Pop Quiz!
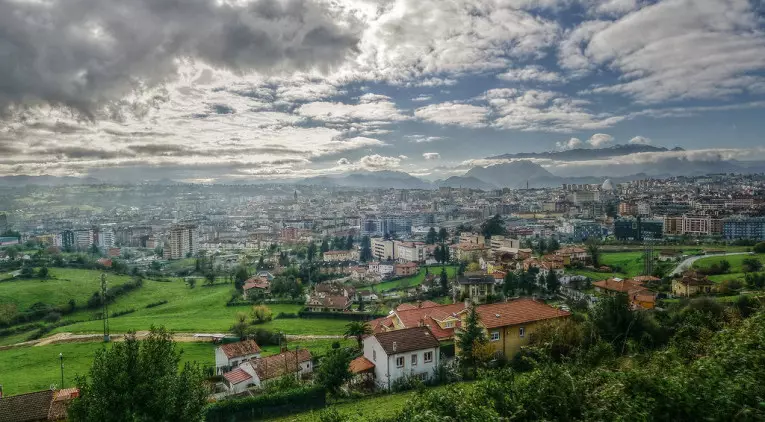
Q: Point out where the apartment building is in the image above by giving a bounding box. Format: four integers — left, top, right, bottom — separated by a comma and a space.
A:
489, 235, 519, 251
74, 229, 94, 250
371, 238, 394, 261
167, 224, 198, 260
393, 241, 426, 262
723, 217, 765, 240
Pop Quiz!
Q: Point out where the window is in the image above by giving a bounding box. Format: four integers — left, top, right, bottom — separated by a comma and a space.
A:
490, 331, 500, 342
519, 327, 525, 338
373, 349, 376, 362
445, 321, 454, 328
424, 351, 433, 363
414, 372, 427, 381
396, 356, 405, 368
411, 354, 418, 365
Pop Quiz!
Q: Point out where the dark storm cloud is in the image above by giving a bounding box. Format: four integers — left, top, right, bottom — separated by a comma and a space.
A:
0, 0, 360, 117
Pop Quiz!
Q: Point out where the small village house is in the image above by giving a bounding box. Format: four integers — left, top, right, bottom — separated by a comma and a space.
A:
457, 271, 496, 303
672, 271, 716, 297
222, 349, 312, 395
215, 340, 262, 374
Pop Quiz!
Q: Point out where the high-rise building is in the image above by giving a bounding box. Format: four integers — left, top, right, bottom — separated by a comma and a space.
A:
723, 217, 765, 240
74, 229, 94, 250
97, 227, 115, 249
371, 238, 394, 261
614, 217, 663, 241
168, 224, 198, 260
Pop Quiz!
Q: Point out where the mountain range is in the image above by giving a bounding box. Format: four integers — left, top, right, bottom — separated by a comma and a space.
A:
1, 144, 763, 189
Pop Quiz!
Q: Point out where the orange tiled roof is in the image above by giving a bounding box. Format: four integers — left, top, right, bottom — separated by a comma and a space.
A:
473, 299, 570, 329
252, 349, 312, 381
223, 368, 252, 385
219, 340, 262, 359
593, 278, 645, 293
349, 356, 375, 374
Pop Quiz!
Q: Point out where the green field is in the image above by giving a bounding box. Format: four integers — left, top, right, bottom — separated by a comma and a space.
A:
694, 253, 765, 284
375, 265, 458, 292
599, 252, 646, 277
0, 268, 133, 311
0, 338, 355, 396
268, 388, 430, 421
0, 341, 216, 396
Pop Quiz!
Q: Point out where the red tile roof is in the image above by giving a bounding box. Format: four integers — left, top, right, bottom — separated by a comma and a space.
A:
349, 356, 375, 374
473, 299, 570, 329
243, 277, 270, 290
373, 326, 440, 355
223, 368, 252, 385
0, 390, 53, 422
252, 349, 312, 381
632, 275, 661, 283
593, 278, 645, 294
219, 340, 262, 359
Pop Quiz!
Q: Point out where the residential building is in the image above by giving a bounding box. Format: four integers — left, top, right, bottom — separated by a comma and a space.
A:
73, 229, 94, 250
489, 235, 519, 251
664, 215, 723, 236
357, 326, 441, 390
672, 271, 716, 297
722, 217, 765, 240
222, 349, 312, 394
368, 301, 464, 342
614, 217, 663, 240
457, 272, 496, 302
322, 249, 359, 262
658, 250, 683, 261
0, 387, 79, 421
168, 223, 198, 260
368, 260, 395, 277
459, 232, 485, 245
592, 277, 657, 309
450, 243, 488, 262
393, 241, 426, 262
215, 340, 262, 374
459, 299, 570, 358
394, 262, 418, 277
242, 277, 270, 299
619, 202, 637, 216
96, 227, 115, 249
371, 238, 394, 261
305, 294, 352, 312
58, 230, 75, 250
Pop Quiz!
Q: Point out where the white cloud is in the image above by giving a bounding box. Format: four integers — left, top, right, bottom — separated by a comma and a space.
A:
406, 135, 445, 143
337, 158, 351, 165
358, 93, 393, 103
411, 95, 432, 102
628, 136, 651, 145
415, 102, 489, 128
358, 154, 401, 170
497, 65, 565, 83
560, 0, 765, 102
296, 100, 408, 123
587, 133, 614, 147
423, 152, 441, 160
556, 137, 583, 150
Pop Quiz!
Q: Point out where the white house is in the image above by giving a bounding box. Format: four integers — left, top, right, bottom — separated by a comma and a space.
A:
222, 349, 313, 394
215, 340, 262, 374
354, 326, 441, 390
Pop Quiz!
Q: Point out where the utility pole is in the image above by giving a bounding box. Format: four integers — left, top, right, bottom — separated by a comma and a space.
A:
59, 353, 64, 388
101, 273, 110, 342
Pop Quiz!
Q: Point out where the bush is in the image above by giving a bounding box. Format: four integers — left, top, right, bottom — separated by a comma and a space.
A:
111, 308, 136, 318
390, 373, 426, 392
274, 312, 298, 319
753, 242, 765, 254
44, 311, 62, 323
145, 300, 168, 309
203, 386, 325, 422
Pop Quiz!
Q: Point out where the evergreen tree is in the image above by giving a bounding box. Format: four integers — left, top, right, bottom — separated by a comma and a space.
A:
480, 214, 507, 237
503, 271, 518, 297
345, 235, 354, 250
548, 237, 560, 253
440, 267, 449, 293
307, 242, 317, 262
457, 305, 488, 378
434, 245, 442, 263
320, 238, 330, 253
360, 236, 372, 262
545, 270, 560, 295
426, 227, 437, 244
438, 228, 448, 243
537, 238, 547, 255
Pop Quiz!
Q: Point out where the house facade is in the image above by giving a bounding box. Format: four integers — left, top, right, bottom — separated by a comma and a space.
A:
222, 349, 313, 394
672, 272, 716, 296
358, 326, 441, 390
215, 340, 262, 374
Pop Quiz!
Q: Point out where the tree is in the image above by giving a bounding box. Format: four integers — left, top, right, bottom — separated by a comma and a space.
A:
440, 267, 449, 293
68, 327, 208, 422
426, 227, 437, 245
719, 259, 731, 273
537, 238, 547, 255
344, 321, 372, 350
438, 228, 448, 243
547, 238, 560, 253
480, 214, 506, 237
457, 305, 488, 378
37, 266, 49, 279
307, 242, 317, 262
88, 243, 101, 256
586, 239, 601, 267
5, 246, 18, 260
345, 235, 354, 250
257, 255, 265, 270
234, 266, 249, 291
358, 294, 365, 312
360, 236, 372, 262
545, 270, 560, 296
204, 272, 216, 286
467, 262, 481, 272
742, 258, 763, 273
252, 305, 273, 323
186, 278, 196, 289
754, 242, 765, 254
320, 239, 330, 253
316, 348, 353, 395
503, 271, 518, 297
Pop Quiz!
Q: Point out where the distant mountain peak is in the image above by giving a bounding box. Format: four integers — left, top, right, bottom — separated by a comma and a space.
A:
488, 144, 669, 161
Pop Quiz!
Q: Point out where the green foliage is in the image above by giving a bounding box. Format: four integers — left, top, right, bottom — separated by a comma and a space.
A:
440, 267, 449, 293
742, 257, 763, 273
456, 305, 488, 377
204, 386, 325, 422
503, 271, 518, 297
360, 236, 372, 262
426, 227, 437, 245
438, 228, 448, 243
753, 242, 765, 254
586, 239, 601, 267
480, 214, 506, 238
315, 347, 353, 395
68, 327, 208, 422
343, 321, 372, 349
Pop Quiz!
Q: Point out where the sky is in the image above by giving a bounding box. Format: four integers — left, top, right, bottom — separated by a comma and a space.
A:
0, 0, 764, 182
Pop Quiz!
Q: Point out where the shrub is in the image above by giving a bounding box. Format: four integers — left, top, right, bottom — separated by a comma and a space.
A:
44, 311, 62, 323
111, 308, 136, 318
203, 386, 325, 422
145, 300, 168, 309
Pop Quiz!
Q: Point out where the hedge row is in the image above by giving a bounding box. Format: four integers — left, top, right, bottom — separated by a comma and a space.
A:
297, 309, 386, 320
204, 386, 325, 422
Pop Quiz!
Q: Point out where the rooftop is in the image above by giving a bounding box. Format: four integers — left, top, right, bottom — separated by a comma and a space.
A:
373, 326, 440, 355
219, 340, 262, 359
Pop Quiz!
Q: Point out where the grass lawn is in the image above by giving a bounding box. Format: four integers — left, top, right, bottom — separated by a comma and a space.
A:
259, 338, 355, 358
0, 268, 133, 311
599, 252, 646, 277
567, 268, 626, 281
375, 265, 457, 292
692, 253, 764, 274
268, 389, 423, 421
0, 341, 216, 396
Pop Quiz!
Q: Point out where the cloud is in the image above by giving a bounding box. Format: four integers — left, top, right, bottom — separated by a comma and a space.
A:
556, 137, 583, 150
0, 0, 360, 116
587, 133, 614, 147
423, 152, 441, 160
560, 0, 765, 102
497, 66, 565, 83
337, 158, 351, 165
411, 95, 432, 102
406, 135, 445, 143
415, 102, 489, 128
359, 93, 393, 103
296, 100, 408, 123
629, 136, 651, 145
358, 154, 401, 170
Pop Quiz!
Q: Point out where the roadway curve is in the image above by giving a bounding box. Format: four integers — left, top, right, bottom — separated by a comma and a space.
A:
669, 252, 752, 276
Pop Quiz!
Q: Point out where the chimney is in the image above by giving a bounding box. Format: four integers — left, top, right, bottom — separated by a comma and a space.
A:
392, 342, 397, 352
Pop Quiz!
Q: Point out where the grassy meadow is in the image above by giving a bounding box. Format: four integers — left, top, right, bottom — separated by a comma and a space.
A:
693, 253, 765, 284
375, 265, 458, 292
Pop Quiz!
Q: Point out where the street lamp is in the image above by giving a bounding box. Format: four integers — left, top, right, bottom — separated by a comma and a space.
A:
59, 352, 64, 388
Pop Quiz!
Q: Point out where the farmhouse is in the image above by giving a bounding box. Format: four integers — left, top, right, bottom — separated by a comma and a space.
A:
222, 349, 313, 394
215, 340, 262, 374
0, 387, 79, 422
672, 271, 716, 297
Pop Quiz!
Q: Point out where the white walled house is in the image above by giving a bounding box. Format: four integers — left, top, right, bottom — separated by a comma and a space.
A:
222, 349, 313, 395
358, 326, 441, 390
215, 340, 262, 374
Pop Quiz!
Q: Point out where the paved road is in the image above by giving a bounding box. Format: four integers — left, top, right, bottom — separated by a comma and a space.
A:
669, 252, 752, 276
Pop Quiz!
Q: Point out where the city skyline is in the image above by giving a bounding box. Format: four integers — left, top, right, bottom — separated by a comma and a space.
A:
1, 0, 764, 182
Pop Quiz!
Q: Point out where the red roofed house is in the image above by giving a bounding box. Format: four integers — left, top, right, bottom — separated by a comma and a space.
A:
242, 277, 270, 299
305, 294, 352, 313
215, 340, 262, 374
592, 278, 657, 310
0, 387, 79, 422
96, 258, 112, 268
222, 349, 313, 395
457, 299, 570, 358
394, 262, 419, 277
358, 326, 441, 390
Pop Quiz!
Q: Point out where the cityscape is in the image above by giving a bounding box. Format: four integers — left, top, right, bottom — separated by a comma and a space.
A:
1, 0, 765, 420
